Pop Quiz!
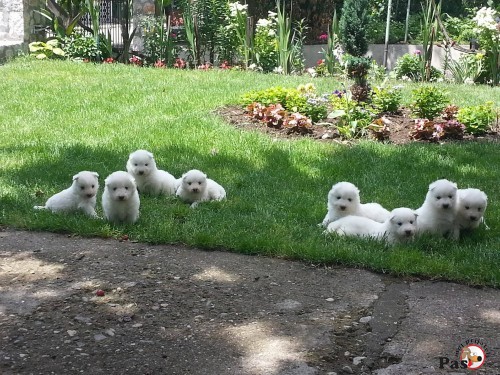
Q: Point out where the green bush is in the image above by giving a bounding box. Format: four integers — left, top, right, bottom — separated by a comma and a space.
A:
339, 0, 370, 57
63, 33, 101, 61
410, 86, 449, 120
28, 40, 65, 60
394, 53, 442, 82
371, 86, 402, 113
457, 102, 496, 135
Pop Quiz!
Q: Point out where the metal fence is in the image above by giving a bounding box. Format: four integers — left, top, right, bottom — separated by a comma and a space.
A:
80, 0, 131, 49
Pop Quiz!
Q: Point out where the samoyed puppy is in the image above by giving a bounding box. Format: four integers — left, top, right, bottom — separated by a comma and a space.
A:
415, 179, 459, 239
325, 207, 418, 244
34, 171, 99, 218
456, 188, 488, 230
321, 182, 391, 227
126, 150, 177, 196
176, 169, 226, 208
102, 171, 140, 224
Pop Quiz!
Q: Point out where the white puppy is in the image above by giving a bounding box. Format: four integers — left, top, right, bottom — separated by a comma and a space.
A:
176, 169, 226, 208
34, 171, 99, 218
456, 188, 488, 230
321, 182, 391, 227
415, 179, 459, 239
126, 149, 177, 196
102, 171, 140, 224
325, 207, 418, 244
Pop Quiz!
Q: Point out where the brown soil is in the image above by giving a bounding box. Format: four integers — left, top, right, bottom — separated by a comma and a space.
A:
217, 105, 500, 145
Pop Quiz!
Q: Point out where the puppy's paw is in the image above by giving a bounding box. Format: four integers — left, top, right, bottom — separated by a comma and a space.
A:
190, 202, 199, 209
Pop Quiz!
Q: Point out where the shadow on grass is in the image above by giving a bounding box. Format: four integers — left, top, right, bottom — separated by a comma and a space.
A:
1, 138, 499, 286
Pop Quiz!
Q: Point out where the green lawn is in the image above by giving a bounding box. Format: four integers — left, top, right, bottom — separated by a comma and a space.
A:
1, 58, 499, 287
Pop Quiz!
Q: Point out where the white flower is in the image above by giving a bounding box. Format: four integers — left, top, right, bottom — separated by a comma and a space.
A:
268, 11, 277, 19
256, 18, 272, 29
229, 2, 248, 17
473, 7, 498, 31
273, 66, 284, 74
268, 29, 276, 37
436, 77, 444, 83
464, 78, 475, 85
306, 68, 317, 77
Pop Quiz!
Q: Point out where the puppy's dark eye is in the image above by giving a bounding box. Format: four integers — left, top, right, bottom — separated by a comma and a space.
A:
336, 196, 341, 199
465, 206, 470, 210
398, 222, 402, 226
347, 198, 352, 202
448, 195, 453, 199
80, 186, 84, 190
198, 181, 202, 184
113, 187, 117, 191
125, 186, 129, 190
478, 207, 482, 212
145, 164, 148, 166
91, 185, 95, 188
436, 196, 441, 200
409, 221, 414, 224
188, 182, 192, 185
134, 163, 138, 166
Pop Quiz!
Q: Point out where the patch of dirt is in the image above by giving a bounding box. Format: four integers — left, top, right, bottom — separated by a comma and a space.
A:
217, 105, 500, 145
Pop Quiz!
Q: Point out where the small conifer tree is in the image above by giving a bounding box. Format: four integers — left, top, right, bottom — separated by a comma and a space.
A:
339, 0, 370, 57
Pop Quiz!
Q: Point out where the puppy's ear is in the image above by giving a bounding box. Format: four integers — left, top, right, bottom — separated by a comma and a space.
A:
148, 152, 154, 159
92, 172, 99, 178
482, 192, 488, 202
73, 173, 80, 181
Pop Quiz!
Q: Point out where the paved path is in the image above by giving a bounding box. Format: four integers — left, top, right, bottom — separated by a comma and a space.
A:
0, 230, 498, 374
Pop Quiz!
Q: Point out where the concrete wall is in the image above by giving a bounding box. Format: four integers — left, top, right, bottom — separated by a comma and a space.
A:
303, 44, 468, 71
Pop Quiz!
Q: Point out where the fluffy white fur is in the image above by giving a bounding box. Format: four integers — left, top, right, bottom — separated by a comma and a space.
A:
321, 181, 391, 227
34, 171, 99, 218
415, 179, 459, 239
325, 207, 418, 244
176, 169, 226, 208
102, 171, 140, 224
456, 188, 488, 230
126, 149, 177, 196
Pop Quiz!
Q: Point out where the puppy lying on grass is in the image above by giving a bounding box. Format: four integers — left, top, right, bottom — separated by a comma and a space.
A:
325, 207, 418, 244
34, 171, 99, 218
176, 169, 226, 208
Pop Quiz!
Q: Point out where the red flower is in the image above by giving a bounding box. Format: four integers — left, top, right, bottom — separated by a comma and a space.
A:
129, 55, 143, 66
173, 57, 186, 69
220, 60, 230, 69
154, 59, 166, 68
318, 33, 328, 41
317, 59, 325, 66
103, 57, 115, 64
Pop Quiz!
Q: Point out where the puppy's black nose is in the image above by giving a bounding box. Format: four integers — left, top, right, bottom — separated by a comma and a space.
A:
118, 196, 125, 201
442, 203, 449, 209
470, 216, 477, 221
86, 194, 93, 198
138, 171, 144, 175
405, 230, 413, 236
192, 188, 199, 193
340, 206, 346, 211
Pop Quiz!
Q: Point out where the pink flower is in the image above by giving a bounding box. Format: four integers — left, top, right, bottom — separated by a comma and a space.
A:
413, 50, 421, 56
173, 58, 186, 69
154, 59, 166, 68
103, 57, 115, 64
219, 60, 230, 69
318, 33, 328, 41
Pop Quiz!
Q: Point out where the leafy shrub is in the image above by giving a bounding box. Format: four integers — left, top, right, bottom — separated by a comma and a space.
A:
240, 85, 327, 122
63, 33, 100, 60
29, 40, 65, 59
442, 105, 459, 120
457, 102, 496, 135
339, 0, 370, 56
394, 53, 442, 82
245, 103, 313, 134
448, 53, 484, 84
410, 86, 449, 120
328, 93, 375, 138
410, 119, 465, 142
371, 86, 402, 113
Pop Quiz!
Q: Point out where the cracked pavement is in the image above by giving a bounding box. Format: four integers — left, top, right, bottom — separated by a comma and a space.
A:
0, 229, 499, 374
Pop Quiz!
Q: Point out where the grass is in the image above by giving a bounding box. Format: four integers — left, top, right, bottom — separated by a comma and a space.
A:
1, 58, 499, 287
